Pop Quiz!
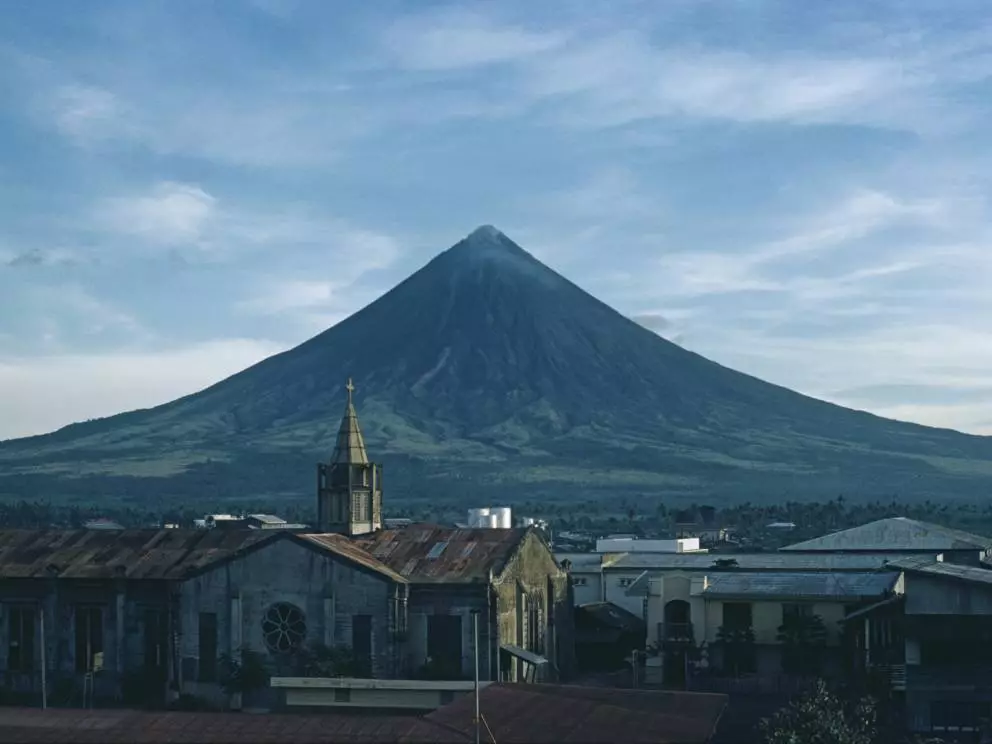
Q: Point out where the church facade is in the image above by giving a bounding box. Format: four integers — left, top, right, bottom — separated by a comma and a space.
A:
0, 380, 573, 709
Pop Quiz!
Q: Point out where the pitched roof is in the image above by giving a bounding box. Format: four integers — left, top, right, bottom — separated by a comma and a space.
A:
0, 706, 458, 744
888, 556, 992, 588
697, 571, 901, 601
0, 529, 403, 583
358, 524, 531, 583
781, 517, 992, 552
613, 551, 929, 572
576, 602, 646, 634
297, 533, 407, 583
0, 686, 728, 744
424, 683, 727, 744
0, 528, 276, 580
330, 378, 369, 466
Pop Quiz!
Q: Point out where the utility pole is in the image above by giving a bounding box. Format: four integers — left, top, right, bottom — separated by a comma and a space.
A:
472, 610, 481, 744
39, 603, 47, 709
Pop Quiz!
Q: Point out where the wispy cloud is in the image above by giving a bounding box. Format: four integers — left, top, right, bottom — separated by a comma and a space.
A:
95, 182, 216, 246
381, 8, 568, 71
0, 338, 283, 439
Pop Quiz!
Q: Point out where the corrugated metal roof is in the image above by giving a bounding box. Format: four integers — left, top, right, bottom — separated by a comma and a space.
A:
698, 571, 900, 600
576, 602, 646, 633
0, 706, 457, 743
892, 557, 992, 587
0, 529, 277, 580
424, 683, 727, 744
297, 533, 408, 583
358, 524, 530, 583
781, 517, 991, 552
613, 551, 928, 572
0, 529, 405, 584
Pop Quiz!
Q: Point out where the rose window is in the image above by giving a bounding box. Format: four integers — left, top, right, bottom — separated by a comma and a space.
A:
261, 602, 307, 653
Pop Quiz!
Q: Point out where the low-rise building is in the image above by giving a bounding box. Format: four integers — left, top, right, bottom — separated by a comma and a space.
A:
781, 517, 992, 565
847, 555, 992, 738
360, 523, 575, 684
641, 569, 901, 686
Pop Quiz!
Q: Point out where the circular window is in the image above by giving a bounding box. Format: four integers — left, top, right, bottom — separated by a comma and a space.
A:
261, 602, 307, 653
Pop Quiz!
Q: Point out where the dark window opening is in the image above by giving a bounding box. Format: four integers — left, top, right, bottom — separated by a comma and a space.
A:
198, 612, 218, 682
723, 602, 753, 629
427, 614, 463, 678
74, 606, 104, 673
7, 605, 36, 672
352, 614, 372, 677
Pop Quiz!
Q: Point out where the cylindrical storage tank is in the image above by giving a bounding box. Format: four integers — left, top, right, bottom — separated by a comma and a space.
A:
492, 507, 512, 529
486, 513, 500, 528
467, 508, 490, 528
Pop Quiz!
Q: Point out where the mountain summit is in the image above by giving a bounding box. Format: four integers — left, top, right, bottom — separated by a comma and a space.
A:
2, 226, 991, 508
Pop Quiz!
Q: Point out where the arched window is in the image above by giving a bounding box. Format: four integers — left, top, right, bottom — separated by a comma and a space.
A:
262, 603, 307, 653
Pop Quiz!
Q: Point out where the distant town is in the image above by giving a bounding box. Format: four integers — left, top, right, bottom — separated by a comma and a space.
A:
0, 384, 988, 743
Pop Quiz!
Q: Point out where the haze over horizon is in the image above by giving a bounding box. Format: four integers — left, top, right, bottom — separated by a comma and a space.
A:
2, 0, 992, 440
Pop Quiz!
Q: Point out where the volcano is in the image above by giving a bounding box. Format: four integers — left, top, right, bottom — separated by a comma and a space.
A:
2, 225, 990, 509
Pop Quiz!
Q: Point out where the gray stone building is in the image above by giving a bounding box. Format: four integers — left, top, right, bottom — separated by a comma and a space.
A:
0, 528, 407, 707
0, 379, 574, 707
360, 523, 576, 683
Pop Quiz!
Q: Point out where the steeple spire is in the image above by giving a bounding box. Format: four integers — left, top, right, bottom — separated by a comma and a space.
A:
331, 377, 369, 465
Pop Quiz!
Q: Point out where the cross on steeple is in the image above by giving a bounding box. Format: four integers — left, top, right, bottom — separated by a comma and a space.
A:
345, 377, 355, 404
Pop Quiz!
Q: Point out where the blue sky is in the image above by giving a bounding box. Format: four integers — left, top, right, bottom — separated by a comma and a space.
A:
2, 0, 992, 439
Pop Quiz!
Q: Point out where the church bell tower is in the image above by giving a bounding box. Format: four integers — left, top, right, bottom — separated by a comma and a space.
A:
316, 379, 383, 536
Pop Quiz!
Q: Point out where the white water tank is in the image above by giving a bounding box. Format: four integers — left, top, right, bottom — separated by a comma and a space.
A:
486, 513, 500, 528
467, 508, 490, 527
492, 507, 512, 529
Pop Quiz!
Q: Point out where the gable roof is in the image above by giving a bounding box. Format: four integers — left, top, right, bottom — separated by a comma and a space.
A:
358, 523, 532, 583
296, 533, 407, 583
887, 556, 992, 588
697, 571, 901, 601
0, 528, 404, 583
576, 602, 646, 634
781, 517, 992, 552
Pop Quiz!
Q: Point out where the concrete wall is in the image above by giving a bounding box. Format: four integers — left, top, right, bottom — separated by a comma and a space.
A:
178, 538, 401, 704
496, 531, 575, 682
0, 578, 171, 704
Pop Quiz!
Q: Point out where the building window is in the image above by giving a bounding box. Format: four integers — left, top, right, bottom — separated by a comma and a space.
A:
427, 614, 463, 678
7, 605, 36, 672
198, 612, 218, 682
262, 603, 307, 654
352, 614, 372, 677
723, 602, 753, 629
782, 603, 813, 622
931, 700, 988, 732
571, 576, 587, 586
74, 606, 104, 673
618, 578, 635, 588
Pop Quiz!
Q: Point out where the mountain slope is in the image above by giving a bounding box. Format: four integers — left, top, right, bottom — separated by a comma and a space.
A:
2, 226, 991, 508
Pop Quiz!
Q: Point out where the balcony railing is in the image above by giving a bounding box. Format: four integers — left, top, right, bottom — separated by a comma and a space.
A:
658, 622, 694, 643
869, 663, 907, 691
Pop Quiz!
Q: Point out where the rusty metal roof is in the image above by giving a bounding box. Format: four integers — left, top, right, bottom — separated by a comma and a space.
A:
0, 528, 279, 580
424, 683, 727, 743
0, 529, 402, 583
297, 533, 408, 583
0, 706, 463, 744
358, 524, 530, 583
